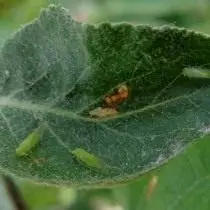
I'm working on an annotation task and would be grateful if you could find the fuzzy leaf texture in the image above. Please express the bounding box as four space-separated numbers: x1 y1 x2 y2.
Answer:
0 4 210 186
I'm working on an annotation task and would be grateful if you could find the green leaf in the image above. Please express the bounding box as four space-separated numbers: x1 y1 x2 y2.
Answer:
113 135 210 210
17 179 60 209
1 4 210 186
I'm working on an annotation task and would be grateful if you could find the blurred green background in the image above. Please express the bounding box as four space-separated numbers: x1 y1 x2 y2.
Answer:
1 0 210 209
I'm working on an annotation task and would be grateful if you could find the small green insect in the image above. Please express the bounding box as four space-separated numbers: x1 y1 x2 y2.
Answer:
183 67 210 79
16 124 45 156
71 148 106 171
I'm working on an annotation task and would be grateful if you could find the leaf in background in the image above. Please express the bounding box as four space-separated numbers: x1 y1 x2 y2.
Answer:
17 180 59 209
0 0 25 17
113 135 210 210
58 187 77 208
88 0 206 25
0 0 48 29
1 4 210 186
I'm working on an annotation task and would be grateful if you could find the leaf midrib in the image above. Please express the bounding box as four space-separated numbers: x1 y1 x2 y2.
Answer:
0 89 200 125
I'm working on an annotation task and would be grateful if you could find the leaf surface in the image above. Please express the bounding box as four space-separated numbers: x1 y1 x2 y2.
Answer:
113 135 210 210
1 4 210 186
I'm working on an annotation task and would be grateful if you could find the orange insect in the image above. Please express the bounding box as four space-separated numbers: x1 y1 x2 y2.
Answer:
104 84 129 108
146 175 158 200
89 107 118 118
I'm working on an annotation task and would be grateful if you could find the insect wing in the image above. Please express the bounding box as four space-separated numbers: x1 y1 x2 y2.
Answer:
183 67 210 79
71 148 104 169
